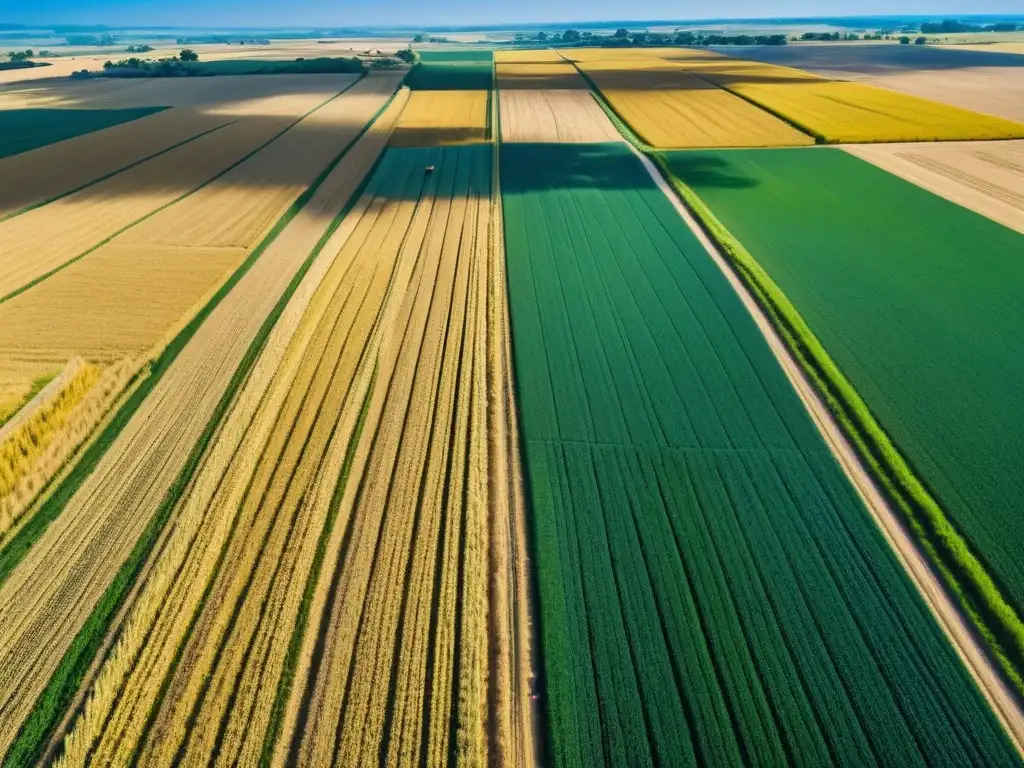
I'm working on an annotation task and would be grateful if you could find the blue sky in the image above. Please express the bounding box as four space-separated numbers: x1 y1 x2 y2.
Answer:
2 0 1020 28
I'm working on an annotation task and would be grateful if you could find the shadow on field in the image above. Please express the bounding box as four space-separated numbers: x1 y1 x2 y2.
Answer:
660 152 761 190
715 43 1024 75
389 126 488 147
499 143 759 195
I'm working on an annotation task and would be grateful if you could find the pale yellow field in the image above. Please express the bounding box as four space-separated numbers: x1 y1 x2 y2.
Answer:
581 61 813 148
861 67 1024 124
560 46 719 62
936 42 1024 55
391 89 488 146
0 86 410 760
500 89 622 143
685 57 1024 142
494 47 566 63
497 62 586 89
844 139 1024 234
0 84 347 302
55 90 413 768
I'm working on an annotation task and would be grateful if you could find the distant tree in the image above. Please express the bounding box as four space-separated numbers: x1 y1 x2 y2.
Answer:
395 48 414 62
914 36 927 45
537 31 548 41
614 28 630 38
631 31 647 45
899 36 911 44
412 34 424 43
562 29 581 42
179 48 199 62
580 31 593 38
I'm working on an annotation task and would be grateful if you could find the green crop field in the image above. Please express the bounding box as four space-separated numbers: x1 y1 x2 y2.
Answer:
665 147 1024 634
404 61 492 90
0 107 167 158
501 142 1016 768
416 49 493 63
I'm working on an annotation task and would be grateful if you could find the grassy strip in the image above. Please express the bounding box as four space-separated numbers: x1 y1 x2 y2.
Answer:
0 119 233 226
258 366 377 768
0 77 395 768
649 152 1024 701
0 74 365 307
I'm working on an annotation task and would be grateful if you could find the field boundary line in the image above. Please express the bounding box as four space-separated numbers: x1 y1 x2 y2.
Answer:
0 74 365 306
629 145 1024 756
0 73 396 768
0 118 235 226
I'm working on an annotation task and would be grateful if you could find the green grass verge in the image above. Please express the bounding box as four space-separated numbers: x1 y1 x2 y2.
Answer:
0 77 399 768
649 152 1024 701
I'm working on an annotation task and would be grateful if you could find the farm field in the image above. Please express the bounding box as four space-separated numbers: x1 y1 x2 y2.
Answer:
501 140 1017 767
0 107 166 158
3 29 1024 768
500 89 621 143
0 78 354 302
405 59 492 90
496 62 586 89
665 146 1024 669
0 85 408 766
682 57 1024 142
844 139 1024 233
53 142 533 768
0 73 397 415
579 60 814 148
391 89 488 146
731 43 1024 123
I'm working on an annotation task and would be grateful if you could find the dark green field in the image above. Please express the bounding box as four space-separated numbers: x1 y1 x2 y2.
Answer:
404 61 492 90
191 57 364 75
501 142 1015 768
416 49 493 63
0 107 166 158
666 147 1024 627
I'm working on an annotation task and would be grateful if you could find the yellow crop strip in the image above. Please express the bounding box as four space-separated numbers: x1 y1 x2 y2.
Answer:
581 61 813 148
391 90 489 147
494 48 565 63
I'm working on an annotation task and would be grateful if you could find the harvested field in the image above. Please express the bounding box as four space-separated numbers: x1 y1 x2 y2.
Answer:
0 82 350 302
500 90 621 143
0 87 409 767
495 48 566 63
391 89 488 147
666 146 1024 685
0 109 231 221
502 141 1019 767
844 139 1024 234
496 63 585 89
0 107 166 158
580 61 813 148
405 61 492 91
56 142 533 768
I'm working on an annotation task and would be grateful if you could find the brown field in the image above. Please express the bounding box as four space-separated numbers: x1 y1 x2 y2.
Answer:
843 139 1024 234
580 61 813 148
0 88 411 760
863 69 1024 124
494 48 566 63
497 62 586 89
391 89 488 147
500 89 622 143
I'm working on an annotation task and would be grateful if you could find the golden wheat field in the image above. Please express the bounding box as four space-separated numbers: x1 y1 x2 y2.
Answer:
500 89 622 143
496 62 586 89
391 89 489 147
580 61 813 148
0 83 407 761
